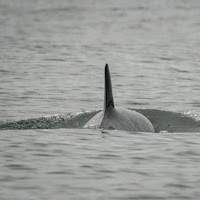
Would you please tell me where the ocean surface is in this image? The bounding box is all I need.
[1,0,200,199]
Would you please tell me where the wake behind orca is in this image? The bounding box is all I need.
[84,64,155,132]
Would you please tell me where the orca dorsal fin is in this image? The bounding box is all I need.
[104,64,114,111]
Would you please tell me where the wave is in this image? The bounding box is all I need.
[0,109,200,133]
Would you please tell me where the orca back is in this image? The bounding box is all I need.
[84,63,155,132]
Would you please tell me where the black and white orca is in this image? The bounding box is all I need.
[84,64,154,132]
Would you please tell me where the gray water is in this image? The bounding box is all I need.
[1,0,200,199]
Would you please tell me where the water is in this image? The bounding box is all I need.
[1,130,200,199]
[1,0,200,199]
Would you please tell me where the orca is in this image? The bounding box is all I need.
[84,64,155,132]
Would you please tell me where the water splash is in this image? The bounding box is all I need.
[0,110,98,130]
